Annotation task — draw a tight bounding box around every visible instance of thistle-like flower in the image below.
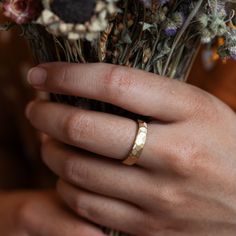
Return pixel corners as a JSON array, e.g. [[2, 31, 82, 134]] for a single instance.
[[164, 21, 178, 36], [2, 0, 42, 24], [37, 0, 118, 41]]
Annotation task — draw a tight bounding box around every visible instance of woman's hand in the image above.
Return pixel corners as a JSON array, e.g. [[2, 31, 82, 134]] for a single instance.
[[0, 190, 105, 236], [26, 62, 236, 235]]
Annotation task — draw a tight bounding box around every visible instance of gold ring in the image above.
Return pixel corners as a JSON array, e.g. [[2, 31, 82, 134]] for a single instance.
[[122, 120, 148, 166]]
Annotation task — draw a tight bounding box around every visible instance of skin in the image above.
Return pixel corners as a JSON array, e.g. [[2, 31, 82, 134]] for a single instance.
[[0, 190, 105, 236], [25, 62, 236, 235]]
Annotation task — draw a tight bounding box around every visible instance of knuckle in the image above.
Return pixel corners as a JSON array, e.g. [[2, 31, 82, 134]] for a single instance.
[[63, 111, 94, 144], [170, 139, 203, 177], [76, 201, 99, 222], [103, 65, 133, 100], [63, 158, 90, 185], [62, 158, 78, 182], [187, 87, 216, 119], [56, 67, 70, 89], [16, 200, 34, 231], [70, 192, 84, 214], [63, 113, 81, 143], [140, 213, 164, 236], [150, 184, 184, 212], [75, 162, 92, 185]]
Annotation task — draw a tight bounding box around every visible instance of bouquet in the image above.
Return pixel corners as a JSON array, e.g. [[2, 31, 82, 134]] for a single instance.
[[1, 0, 236, 235]]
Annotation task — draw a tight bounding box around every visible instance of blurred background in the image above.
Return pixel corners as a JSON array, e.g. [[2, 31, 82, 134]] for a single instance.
[[0, 14, 235, 191], [0, 15, 55, 190]]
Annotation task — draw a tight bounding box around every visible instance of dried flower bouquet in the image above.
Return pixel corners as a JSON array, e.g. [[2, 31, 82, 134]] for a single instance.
[[1, 0, 236, 235]]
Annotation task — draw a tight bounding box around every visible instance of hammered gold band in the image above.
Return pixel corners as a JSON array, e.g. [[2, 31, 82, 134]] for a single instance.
[[122, 120, 148, 166]]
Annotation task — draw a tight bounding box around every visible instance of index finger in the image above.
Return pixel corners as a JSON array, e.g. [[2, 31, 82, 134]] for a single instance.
[[28, 62, 195, 121]]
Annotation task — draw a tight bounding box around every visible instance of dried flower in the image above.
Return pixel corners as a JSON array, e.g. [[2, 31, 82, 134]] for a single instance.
[[164, 21, 178, 36], [163, 12, 184, 36], [229, 46, 236, 60], [197, 0, 228, 43], [2, 0, 42, 24], [218, 29, 236, 60], [139, 0, 170, 8], [37, 0, 118, 41], [159, 0, 170, 6], [139, 0, 152, 8]]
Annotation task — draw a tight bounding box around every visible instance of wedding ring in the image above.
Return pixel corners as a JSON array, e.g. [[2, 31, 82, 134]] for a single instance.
[[122, 120, 148, 166]]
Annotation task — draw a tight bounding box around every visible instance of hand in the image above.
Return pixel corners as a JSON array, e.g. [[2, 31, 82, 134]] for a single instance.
[[26, 62, 236, 235], [0, 190, 105, 236]]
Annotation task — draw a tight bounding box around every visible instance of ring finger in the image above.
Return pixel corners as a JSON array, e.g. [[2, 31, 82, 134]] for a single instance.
[[26, 100, 170, 168]]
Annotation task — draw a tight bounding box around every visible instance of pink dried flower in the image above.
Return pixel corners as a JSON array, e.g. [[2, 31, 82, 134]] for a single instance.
[[3, 0, 42, 24]]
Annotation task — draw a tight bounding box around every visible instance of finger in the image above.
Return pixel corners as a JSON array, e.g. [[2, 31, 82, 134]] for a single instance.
[[44, 212, 105, 236], [26, 100, 152, 167], [57, 180, 151, 235], [27, 100, 184, 171], [23, 191, 105, 236], [27, 62, 196, 121], [42, 139, 152, 205]]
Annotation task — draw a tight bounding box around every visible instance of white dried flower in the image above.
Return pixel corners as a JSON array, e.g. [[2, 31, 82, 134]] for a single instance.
[[37, 0, 118, 41]]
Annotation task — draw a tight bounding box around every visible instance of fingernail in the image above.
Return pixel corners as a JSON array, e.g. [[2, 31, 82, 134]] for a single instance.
[[25, 101, 35, 119], [27, 67, 47, 87]]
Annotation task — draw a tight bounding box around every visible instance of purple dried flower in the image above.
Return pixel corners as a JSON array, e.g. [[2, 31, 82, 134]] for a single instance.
[[164, 26, 177, 36], [3, 0, 42, 24], [164, 13, 184, 37]]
